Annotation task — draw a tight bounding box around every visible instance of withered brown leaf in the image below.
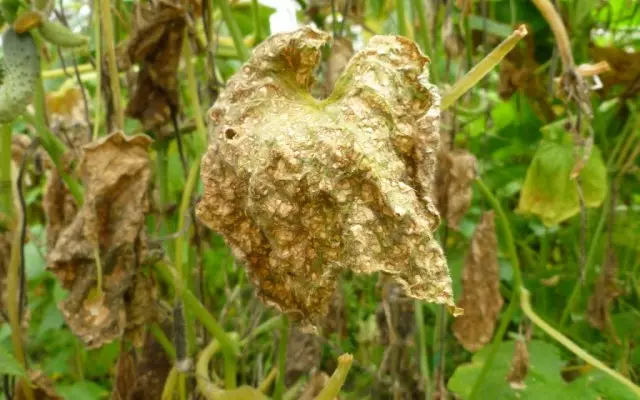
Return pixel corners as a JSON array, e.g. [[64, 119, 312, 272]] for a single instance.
[[285, 326, 322, 385], [123, 1, 186, 132], [452, 211, 503, 352], [506, 339, 529, 390], [196, 27, 460, 327], [435, 149, 477, 229], [15, 370, 63, 400], [47, 131, 157, 348], [586, 251, 620, 333]]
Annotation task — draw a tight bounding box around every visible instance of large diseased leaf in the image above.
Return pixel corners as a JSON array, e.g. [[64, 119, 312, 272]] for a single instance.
[[517, 140, 607, 226], [196, 26, 460, 327]]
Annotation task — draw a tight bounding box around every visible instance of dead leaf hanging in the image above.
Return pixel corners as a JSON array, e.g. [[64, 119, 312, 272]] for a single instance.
[[586, 251, 621, 333], [196, 26, 460, 327], [506, 338, 529, 390], [47, 131, 158, 348], [452, 211, 503, 352], [123, 0, 186, 132], [435, 149, 477, 229]]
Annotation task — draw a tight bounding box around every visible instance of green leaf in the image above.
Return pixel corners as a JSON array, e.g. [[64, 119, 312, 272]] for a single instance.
[[517, 140, 607, 226], [0, 345, 26, 377], [55, 380, 109, 400]]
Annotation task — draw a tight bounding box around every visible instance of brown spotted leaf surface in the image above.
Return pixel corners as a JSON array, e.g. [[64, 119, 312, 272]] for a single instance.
[[435, 149, 477, 229], [196, 26, 459, 327], [452, 211, 503, 352], [123, 0, 185, 132], [47, 132, 158, 348]]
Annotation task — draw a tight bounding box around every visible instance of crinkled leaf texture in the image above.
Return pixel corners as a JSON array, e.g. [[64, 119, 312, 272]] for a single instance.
[[517, 140, 607, 227], [196, 26, 460, 327], [448, 340, 637, 400]]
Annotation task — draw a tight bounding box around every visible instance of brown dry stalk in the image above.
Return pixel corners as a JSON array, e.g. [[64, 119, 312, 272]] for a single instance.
[[531, 0, 574, 68]]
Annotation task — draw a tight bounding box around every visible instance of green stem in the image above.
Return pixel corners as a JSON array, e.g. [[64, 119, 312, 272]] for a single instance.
[[92, 0, 102, 140], [469, 178, 524, 400], [182, 34, 208, 150], [162, 367, 179, 400], [0, 124, 13, 224], [412, 0, 437, 80], [215, 0, 250, 61], [415, 301, 431, 400], [397, 0, 408, 37], [313, 354, 354, 400], [7, 216, 35, 400], [273, 314, 289, 400], [196, 338, 222, 398], [155, 262, 239, 387], [251, 0, 262, 43], [150, 323, 177, 360], [521, 287, 640, 397], [100, 0, 124, 129], [441, 25, 528, 109], [468, 297, 518, 400], [559, 204, 609, 326]]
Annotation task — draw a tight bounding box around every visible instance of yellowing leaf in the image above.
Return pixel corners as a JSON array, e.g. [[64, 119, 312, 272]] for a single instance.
[[517, 140, 607, 226]]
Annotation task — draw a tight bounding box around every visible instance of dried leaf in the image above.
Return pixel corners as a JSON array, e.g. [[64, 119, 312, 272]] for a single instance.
[[506, 339, 529, 390], [376, 277, 415, 344], [43, 167, 78, 250], [47, 131, 157, 348], [586, 251, 620, 332], [129, 322, 173, 400], [589, 45, 640, 96], [435, 149, 477, 229], [196, 27, 459, 327], [286, 326, 322, 385], [15, 370, 63, 400], [123, 1, 186, 132], [453, 211, 503, 352], [111, 351, 137, 400]]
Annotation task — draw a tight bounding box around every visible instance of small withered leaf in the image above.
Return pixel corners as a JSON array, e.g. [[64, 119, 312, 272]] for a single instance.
[[452, 211, 503, 352], [586, 251, 620, 332], [435, 149, 477, 229], [196, 26, 459, 327], [124, 1, 185, 132], [47, 131, 156, 348], [506, 339, 529, 390], [285, 326, 322, 385], [15, 370, 63, 400]]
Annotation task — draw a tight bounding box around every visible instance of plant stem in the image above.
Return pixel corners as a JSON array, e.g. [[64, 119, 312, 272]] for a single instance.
[[251, 0, 262, 43], [313, 354, 354, 400], [412, 0, 438, 79], [182, 34, 208, 149], [150, 323, 177, 360], [0, 124, 13, 225], [531, 0, 574, 68], [196, 338, 222, 398], [560, 203, 609, 325], [475, 178, 523, 287], [162, 367, 179, 400], [468, 296, 518, 400], [521, 287, 640, 397], [155, 261, 239, 386], [397, 0, 408, 37], [93, 0, 102, 140], [273, 314, 289, 400], [415, 301, 431, 400], [8, 218, 34, 400], [469, 178, 524, 400], [100, 0, 124, 130], [215, 0, 250, 61], [441, 25, 528, 109]]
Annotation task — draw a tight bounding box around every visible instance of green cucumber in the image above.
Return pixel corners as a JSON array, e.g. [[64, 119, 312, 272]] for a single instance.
[[38, 19, 88, 48], [0, 28, 40, 123]]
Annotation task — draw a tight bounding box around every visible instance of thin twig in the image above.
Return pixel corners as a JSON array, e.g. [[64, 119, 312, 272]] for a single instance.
[[100, 0, 124, 130]]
